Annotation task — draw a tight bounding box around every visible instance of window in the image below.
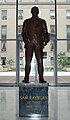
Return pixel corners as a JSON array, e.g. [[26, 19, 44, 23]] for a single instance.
[[18, 25, 22, 35], [50, 0, 54, 3], [50, 25, 55, 34], [67, 33, 70, 39], [18, 0, 23, 3], [67, 25, 70, 39], [18, 25, 23, 52], [50, 10, 55, 19], [50, 41, 54, 51], [66, 10, 70, 19], [1, 57, 6, 65], [1, 25, 7, 39], [34, 0, 39, 2], [67, 41, 70, 52], [51, 57, 54, 65], [18, 10, 23, 20], [43, 52, 47, 59], [0, 0, 6, 3], [67, 57, 70, 65], [19, 41, 23, 52], [67, 25, 70, 52], [66, 0, 70, 3], [20, 57, 23, 65], [1, 41, 7, 52], [50, 25, 55, 51], [1, 10, 7, 20]]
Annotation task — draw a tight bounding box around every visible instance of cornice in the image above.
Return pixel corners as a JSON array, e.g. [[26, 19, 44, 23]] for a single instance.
[[0, 2, 70, 5]]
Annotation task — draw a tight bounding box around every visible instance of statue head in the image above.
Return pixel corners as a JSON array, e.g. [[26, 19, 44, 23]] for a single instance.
[[31, 6, 39, 17]]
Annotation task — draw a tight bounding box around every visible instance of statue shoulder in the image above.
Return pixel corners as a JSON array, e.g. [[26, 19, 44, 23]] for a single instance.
[[23, 18, 31, 24], [39, 18, 46, 23], [42, 19, 47, 23]]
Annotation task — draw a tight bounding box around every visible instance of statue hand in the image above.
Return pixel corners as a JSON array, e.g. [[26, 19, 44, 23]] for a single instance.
[[24, 39, 30, 48]]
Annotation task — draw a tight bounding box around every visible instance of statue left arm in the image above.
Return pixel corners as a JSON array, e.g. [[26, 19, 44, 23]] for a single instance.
[[43, 20, 50, 47]]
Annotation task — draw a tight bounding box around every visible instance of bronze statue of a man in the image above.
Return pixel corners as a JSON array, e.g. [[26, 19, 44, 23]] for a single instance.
[[22, 6, 50, 83]]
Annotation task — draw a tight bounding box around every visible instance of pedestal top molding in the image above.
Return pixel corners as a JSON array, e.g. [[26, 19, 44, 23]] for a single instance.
[[19, 82, 49, 87]]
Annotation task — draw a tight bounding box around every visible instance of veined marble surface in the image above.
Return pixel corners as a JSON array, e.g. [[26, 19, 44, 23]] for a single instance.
[[0, 87, 70, 120]]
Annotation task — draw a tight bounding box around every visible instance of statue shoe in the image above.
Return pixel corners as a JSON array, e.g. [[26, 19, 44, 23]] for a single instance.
[[22, 80, 29, 83], [39, 80, 47, 83]]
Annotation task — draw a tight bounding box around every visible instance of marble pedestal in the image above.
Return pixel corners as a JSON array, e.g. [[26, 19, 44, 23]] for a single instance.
[[19, 83, 48, 117]]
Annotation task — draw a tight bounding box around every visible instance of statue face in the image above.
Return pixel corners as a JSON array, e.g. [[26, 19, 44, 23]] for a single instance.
[[31, 6, 39, 17]]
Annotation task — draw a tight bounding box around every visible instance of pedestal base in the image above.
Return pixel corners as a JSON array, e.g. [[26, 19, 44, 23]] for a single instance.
[[19, 82, 48, 117]]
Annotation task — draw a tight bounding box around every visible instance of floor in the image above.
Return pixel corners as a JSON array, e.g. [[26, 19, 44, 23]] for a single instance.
[[0, 71, 70, 84], [0, 86, 70, 120]]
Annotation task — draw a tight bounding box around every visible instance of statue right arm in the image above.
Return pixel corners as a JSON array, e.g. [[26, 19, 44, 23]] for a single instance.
[[21, 21, 28, 44]]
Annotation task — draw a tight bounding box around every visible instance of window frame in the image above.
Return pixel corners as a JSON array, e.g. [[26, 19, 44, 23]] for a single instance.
[[1, 25, 7, 39], [1, 10, 7, 20], [66, 10, 70, 19]]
